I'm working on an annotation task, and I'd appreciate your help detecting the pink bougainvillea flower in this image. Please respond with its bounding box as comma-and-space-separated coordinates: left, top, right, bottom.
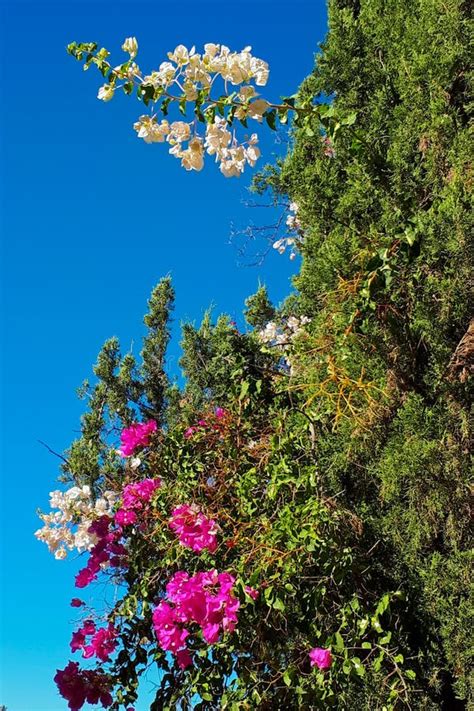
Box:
70, 598, 85, 608
75, 567, 97, 589
54, 661, 113, 711
83, 624, 118, 662
175, 648, 193, 670
169, 504, 219, 553
115, 508, 137, 526
121, 478, 161, 510
215, 407, 227, 419
244, 585, 259, 600
118, 420, 157, 457
75, 516, 126, 589
70, 620, 96, 654
309, 647, 333, 670
153, 568, 246, 668
184, 426, 196, 439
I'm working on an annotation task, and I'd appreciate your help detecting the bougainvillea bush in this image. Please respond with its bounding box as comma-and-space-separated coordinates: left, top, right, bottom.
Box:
36, 280, 420, 711
36, 0, 472, 708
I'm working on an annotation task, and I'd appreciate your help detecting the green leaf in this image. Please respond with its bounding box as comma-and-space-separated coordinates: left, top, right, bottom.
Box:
239, 381, 250, 400
272, 596, 285, 612
161, 97, 171, 116
352, 657, 365, 676
265, 110, 277, 130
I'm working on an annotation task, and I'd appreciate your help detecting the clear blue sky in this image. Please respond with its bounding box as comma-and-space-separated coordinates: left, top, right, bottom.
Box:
0, 1, 327, 708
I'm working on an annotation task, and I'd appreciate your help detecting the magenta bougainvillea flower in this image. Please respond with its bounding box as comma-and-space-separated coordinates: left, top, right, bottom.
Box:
114, 508, 137, 526
169, 504, 219, 553
244, 585, 259, 600
152, 569, 245, 668
118, 420, 157, 457
70, 621, 118, 662
122, 478, 161, 508
75, 516, 126, 589
183, 407, 228, 439
70, 598, 85, 608
113, 477, 161, 528
54, 661, 113, 711
309, 647, 333, 670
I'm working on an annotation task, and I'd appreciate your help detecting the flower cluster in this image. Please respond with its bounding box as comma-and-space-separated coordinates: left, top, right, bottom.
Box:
118, 419, 157, 456
114, 477, 161, 526
169, 504, 219, 553
273, 202, 303, 260
184, 406, 228, 439
71, 621, 118, 662
152, 570, 242, 668
258, 315, 310, 347
204, 117, 260, 177
133, 114, 260, 176
75, 516, 126, 588
309, 647, 333, 670
71, 38, 273, 177
35, 485, 117, 560
142, 42, 269, 92
258, 315, 310, 375
54, 661, 113, 711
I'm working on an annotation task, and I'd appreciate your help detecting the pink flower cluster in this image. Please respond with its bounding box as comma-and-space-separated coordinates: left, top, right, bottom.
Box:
114, 478, 161, 527
309, 647, 333, 670
71, 620, 118, 662
118, 420, 157, 456
152, 570, 241, 669
54, 661, 113, 711
169, 504, 218, 553
75, 516, 126, 588
184, 407, 228, 439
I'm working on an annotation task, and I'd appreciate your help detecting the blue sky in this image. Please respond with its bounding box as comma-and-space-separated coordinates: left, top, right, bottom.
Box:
0, 1, 327, 708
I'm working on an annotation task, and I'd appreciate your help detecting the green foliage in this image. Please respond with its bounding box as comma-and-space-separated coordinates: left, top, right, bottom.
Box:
252, 0, 473, 705
55, 1, 472, 708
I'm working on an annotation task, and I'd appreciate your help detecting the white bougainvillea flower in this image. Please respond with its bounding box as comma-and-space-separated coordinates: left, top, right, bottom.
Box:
204, 117, 232, 158
143, 61, 176, 88
97, 84, 114, 101
134, 116, 170, 143
179, 137, 204, 172
238, 85, 258, 101
247, 99, 269, 121
167, 44, 195, 66
273, 236, 296, 255
183, 79, 198, 101
167, 121, 191, 145
185, 54, 211, 87
251, 57, 270, 86
122, 36, 138, 58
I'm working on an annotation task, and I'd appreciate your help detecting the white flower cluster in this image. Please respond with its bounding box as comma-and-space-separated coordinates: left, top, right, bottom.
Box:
142, 43, 270, 91
133, 115, 260, 175
35, 485, 118, 560
273, 202, 303, 260
96, 41, 270, 177
258, 315, 310, 376
258, 315, 311, 347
